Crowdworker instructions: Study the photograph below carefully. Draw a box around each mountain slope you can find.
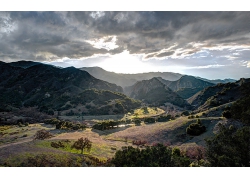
[0,61,141,115]
[125,77,190,108]
[157,75,214,99]
[188,78,250,111]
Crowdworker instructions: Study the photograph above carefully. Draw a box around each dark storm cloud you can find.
[1,11,250,61]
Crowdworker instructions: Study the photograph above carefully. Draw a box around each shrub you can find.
[186,121,206,136]
[134,119,141,126]
[51,141,65,148]
[34,130,53,140]
[222,110,232,119]
[144,117,155,124]
[157,115,171,122]
[181,111,190,116]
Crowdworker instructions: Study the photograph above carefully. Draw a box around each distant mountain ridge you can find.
[80,67,182,88]
[124,77,190,108]
[155,76,214,99]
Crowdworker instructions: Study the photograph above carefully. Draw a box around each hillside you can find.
[124,77,190,108]
[188,78,250,111]
[0,61,140,117]
[80,67,182,88]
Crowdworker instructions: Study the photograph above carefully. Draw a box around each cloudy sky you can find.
[1,11,250,79]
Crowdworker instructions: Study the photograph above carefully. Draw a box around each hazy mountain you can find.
[0,61,141,115]
[156,76,214,99]
[125,77,190,108]
[80,67,182,88]
[188,78,250,111]
[196,77,237,84]
[80,67,137,88]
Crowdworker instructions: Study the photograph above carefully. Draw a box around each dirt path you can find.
[0,137,33,149]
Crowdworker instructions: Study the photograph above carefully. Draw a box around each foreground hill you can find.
[0,61,140,116]
[124,77,190,108]
[188,78,250,111]
[80,67,182,88]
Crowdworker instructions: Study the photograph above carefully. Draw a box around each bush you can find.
[34,130,53,140]
[111,144,191,167]
[134,119,141,126]
[157,115,171,122]
[222,110,232,119]
[181,111,190,116]
[186,120,206,136]
[51,141,65,148]
[144,117,155,124]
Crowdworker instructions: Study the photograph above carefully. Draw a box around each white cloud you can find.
[184,64,226,69]
[90,11,105,19]
[85,36,119,51]
[247,61,250,68]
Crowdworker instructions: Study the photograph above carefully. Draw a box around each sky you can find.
[1,9,250,80]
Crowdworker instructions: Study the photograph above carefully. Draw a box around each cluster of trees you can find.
[205,124,250,167]
[110,144,190,167]
[92,119,132,130]
[44,118,86,130]
[92,115,174,130]
[186,119,206,136]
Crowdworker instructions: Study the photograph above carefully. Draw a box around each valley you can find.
[0,60,249,167]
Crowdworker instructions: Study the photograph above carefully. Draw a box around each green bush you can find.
[222,110,232,119]
[181,111,190,116]
[186,120,206,136]
[144,117,155,124]
[134,119,141,126]
[157,115,171,122]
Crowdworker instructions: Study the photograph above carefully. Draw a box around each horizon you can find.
[1,12,250,80]
[2,59,239,81]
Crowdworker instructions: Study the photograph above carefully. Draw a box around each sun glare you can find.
[99,51,152,74]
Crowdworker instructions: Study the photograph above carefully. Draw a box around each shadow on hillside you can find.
[91,125,132,135]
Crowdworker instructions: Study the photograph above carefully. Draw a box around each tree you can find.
[205,124,250,167]
[71,137,92,154]
[111,144,191,167]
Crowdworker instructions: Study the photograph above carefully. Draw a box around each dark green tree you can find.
[71,137,92,154]
[205,124,250,167]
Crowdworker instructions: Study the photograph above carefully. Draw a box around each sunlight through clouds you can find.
[85,36,119,51]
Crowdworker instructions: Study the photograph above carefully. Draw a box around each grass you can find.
[0,123,55,146]
[2,152,85,167]
[34,139,114,161]
[130,107,165,119]
[0,125,13,131]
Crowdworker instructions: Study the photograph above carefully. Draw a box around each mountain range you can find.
[0,61,140,115]
[0,60,246,118]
